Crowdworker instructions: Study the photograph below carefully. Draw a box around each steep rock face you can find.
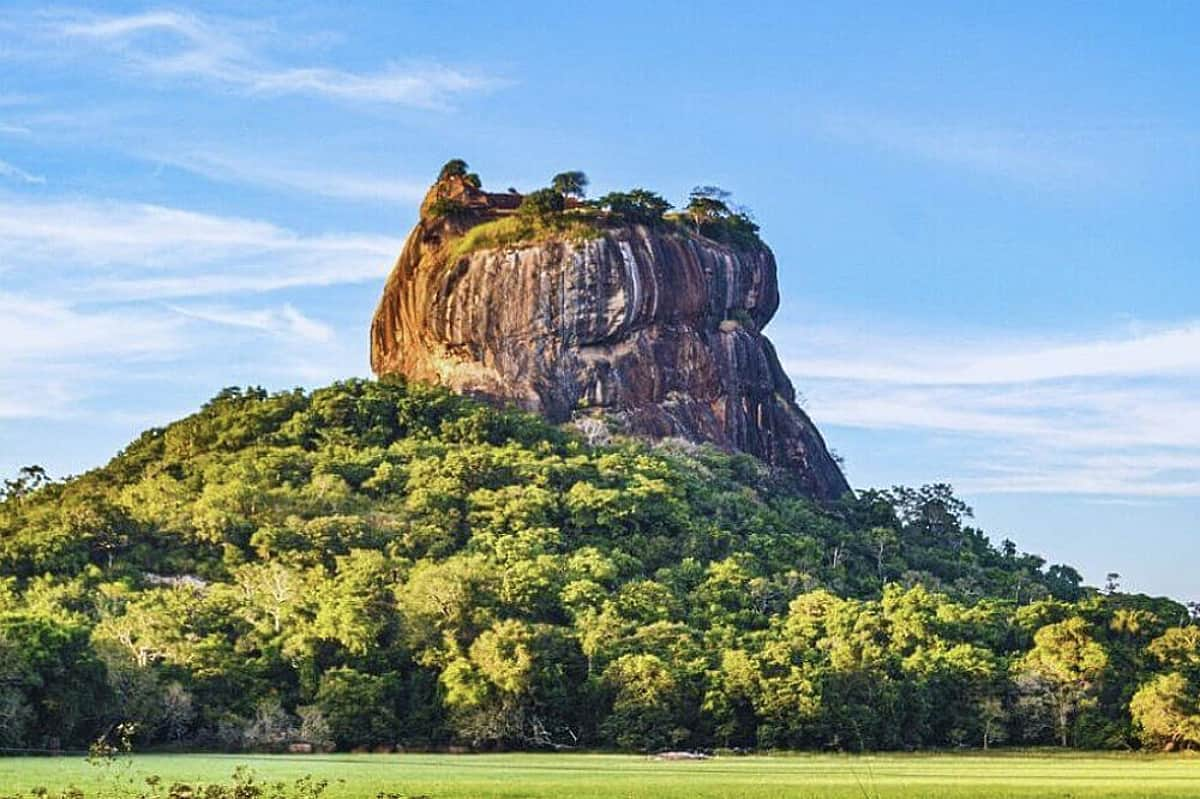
[371,182,850,501]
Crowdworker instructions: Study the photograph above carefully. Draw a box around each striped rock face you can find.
[371,185,850,502]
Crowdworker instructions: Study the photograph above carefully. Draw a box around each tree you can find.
[684,186,760,245]
[685,197,728,230]
[978,696,1009,750]
[438,159,469,181]
[594,189,671,225]
[551,171,588,199]
[230,561,308,638]
[1104,573,1122,595]
[702,648,759,747]
[243,697,298,750]
[315,668,399,750]
[1046,564,1084,601]
[1130,673,1200,750]
[1147,626,1200,676]
[601,653,686,751]
[2,466,51,502]
[442,619,536,746]
[1017,618,1108,746]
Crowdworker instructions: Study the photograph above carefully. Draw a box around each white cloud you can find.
[781,318,1200,498]
[0,293,181,364]
[168,303,335,344]
[45,9,501,108]
[0,196,402,300]
[0,196,393,421]
[0,292,186,419]
[156,150,427,204]
[0,157,44,183]
[784,320,1200,385]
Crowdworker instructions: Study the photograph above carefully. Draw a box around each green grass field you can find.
[2,752,1198,799]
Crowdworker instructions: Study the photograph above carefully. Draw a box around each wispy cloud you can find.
[0,196,402,300]
[0,293,181,365]
[781,319,1200,497]
[0,292,185,419]
[156,150,427,204]
[0,191,396,422]
[785,321,1200,385]
[168,303,335,344]
[0,157,44,183]
[817,111,1110,188]
[40,9,501,109]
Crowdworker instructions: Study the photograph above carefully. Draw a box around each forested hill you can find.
[0,379,1195,753]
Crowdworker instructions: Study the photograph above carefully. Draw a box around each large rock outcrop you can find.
[371,176,850,501]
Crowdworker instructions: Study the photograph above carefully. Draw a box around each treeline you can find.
[0,380,1196,753]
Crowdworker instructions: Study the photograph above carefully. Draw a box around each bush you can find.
[427,197,470,220]
[595,190,672,226]
[518,188,566,221]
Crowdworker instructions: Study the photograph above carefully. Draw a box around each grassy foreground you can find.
[2,752,1199,799]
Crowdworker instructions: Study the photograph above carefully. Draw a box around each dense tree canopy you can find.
[0,380,1191,753]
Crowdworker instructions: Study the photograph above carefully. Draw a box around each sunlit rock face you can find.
[371,178,850,502]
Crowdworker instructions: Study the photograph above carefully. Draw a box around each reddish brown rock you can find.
[371,179,850,502]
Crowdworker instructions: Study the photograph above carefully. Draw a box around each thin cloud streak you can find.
[0,157,44,183]
[156,150,427,204]
[0,197,402,300]
[783,318,1200,498]
[44,9,502,109]
[167,303,335,343]
[784,322,1200,385]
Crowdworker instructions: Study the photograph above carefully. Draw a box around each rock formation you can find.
[371,173,851,501]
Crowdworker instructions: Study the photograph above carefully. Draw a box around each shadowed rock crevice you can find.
[371,174,851,502]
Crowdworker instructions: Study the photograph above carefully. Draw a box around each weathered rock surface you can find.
[371,178,850,501]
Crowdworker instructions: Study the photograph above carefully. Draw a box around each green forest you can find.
[1,380,1197,754]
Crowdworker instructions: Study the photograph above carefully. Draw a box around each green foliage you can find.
[426,198,471,220]
[0,379,1190,754]
[518,188,566,221]
[593,189,673,226]
[551,171,588,199]
[437,159,469,181]
[684,186,761,247]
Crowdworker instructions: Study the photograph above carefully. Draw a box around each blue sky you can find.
[1,2,1197,600]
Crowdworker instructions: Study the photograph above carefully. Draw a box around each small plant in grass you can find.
[85,722,139,798]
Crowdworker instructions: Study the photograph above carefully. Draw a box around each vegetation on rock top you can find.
[429,160,763,257]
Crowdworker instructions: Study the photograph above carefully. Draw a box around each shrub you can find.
[427,198,471,220]
[595,190,672,226]
[518,188,566,221]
